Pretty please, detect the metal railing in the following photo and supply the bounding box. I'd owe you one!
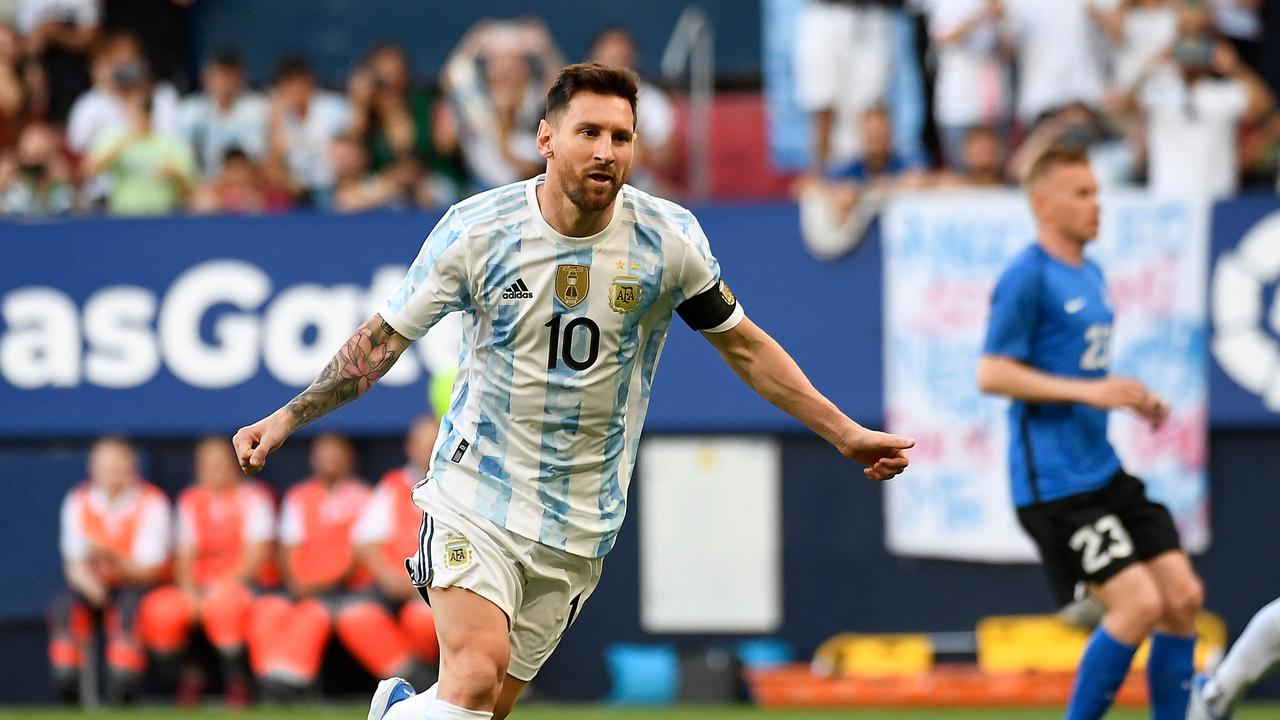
[661,5,714,201]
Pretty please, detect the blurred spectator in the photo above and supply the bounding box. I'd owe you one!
[439,18,564,190]
[179,48,267,179]
[829,106,928,186]
[329,134,414,213]
[263,56,348,207]
[1136,7,1275,198]
[82,83,195,215]
[249,434,430,700]
[66,30,180,157]
[140,437,275,707]
[1007,103,1138,185]
[1092,0,1179,96]
[1002,0,1106,127]
[347,41,462,206]
[102,0,192,90]
[0,121,75,215]
[16,0,99,125]
[926,0,1013,171]
[797,106,927,260]
[793,0,895,173]
[189,147,288,215]
[934,125,1010,187]
[49,437,171,704]
[0,21,44,150]
[352,415,441,676]
[589,25,676,192]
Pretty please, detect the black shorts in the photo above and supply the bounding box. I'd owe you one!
[1016,471,1182,606]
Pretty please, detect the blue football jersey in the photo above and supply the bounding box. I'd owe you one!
[982,244,1122,507]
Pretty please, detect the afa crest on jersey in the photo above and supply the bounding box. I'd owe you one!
[555,264,589,308]
[609,275,643,314]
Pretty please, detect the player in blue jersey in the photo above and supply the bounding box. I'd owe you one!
[978,147,1204,720]
[232,63,914,720]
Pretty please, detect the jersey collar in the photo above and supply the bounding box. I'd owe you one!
[526,174,625,246]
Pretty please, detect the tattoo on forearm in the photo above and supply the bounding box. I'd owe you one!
[285,317,403,428]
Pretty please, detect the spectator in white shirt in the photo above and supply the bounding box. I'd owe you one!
[926,0,1013,171]
[1092,0,1179,96]
[262,56,349,206]
[589,25,676,193]
[179,48,267,179]
[793,0,895,173]
[1138,14,1274,199]
[438,18,562,191]
[65,30,179,156]
[1002,0,1107,126]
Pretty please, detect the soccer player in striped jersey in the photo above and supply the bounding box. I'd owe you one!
[233,63,913,720]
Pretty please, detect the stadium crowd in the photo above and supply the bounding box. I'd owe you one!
[0,4,676,217]
[0,1,1276,220]
[51,424,442,706]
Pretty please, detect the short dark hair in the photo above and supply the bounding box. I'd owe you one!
[274,55,314,84]
[1024,146,1089,188]
[544,62,638,127]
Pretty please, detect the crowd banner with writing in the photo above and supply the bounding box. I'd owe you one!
[882,191,1210,561]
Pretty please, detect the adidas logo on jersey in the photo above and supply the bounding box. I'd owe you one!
[501,278,534,300]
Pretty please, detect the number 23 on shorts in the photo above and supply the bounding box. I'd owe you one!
[1069,513,1134,574]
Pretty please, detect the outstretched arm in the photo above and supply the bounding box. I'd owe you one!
[233,314,412,473]
[977,355,1168,425]
[702,316,914,481]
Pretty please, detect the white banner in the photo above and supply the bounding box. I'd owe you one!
[882,191,1210,562]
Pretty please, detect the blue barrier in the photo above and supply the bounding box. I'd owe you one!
[6,194,1280,436]
[0,205,879,437]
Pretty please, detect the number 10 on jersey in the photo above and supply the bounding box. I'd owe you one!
[546,315,601,371]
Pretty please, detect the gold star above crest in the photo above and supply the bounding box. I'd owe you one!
[630,261,639,271]
[615,260,625,270]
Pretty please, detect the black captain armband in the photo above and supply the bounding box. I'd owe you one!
[676,279,742,332]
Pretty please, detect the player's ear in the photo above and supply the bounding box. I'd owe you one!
[536,118,554,160]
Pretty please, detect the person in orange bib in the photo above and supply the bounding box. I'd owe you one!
[354,415,442,675]
[135,436,276,706]
[50,437,172,705]
[248,433,430,700]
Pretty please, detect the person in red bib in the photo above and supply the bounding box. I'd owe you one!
[135,436,276,706]
[248,433,430,700]
[354,415,442,673]
[50,437,172,704]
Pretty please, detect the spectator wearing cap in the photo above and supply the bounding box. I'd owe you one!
[16,0,99,125]
[589,25,676,193]
[438,17,564,190]
[926,0,1013,172]
[179,49,267,179]
[262,56,349,207]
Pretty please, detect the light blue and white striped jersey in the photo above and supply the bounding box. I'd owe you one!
[382,175,743,558]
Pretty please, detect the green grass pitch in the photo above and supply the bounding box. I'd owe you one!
[5,705,1280,719]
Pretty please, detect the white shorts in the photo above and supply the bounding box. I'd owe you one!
[405,479,604,681]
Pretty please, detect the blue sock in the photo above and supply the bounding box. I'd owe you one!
[1147,632,1195,720]
[1066,627,1137,720]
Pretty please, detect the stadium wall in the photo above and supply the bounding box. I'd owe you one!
[3,196,1280,702]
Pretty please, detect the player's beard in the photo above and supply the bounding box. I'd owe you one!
[560,163,627,213]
